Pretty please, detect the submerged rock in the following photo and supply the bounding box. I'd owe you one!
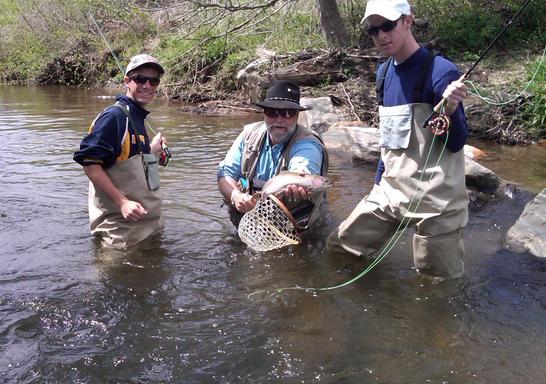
[505,188,546,258]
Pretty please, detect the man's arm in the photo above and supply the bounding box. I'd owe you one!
[218,175,256,213]
[433,68,469,153]
[217,129,257,213]
[84,164,148,222]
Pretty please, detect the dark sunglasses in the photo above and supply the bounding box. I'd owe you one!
[263,108,298,119]
[366,16,404,36]
[130,74,160,86]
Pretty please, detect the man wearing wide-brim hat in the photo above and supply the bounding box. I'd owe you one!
[217,79,329,229]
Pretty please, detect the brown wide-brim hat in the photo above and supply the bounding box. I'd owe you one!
[253,80,310,111]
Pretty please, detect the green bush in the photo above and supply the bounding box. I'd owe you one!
[520,56,546,139]
[413,0,545,57]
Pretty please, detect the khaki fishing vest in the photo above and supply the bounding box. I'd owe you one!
[240,122,329,187]
[238,121,329,230]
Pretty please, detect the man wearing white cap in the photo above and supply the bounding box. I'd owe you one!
[327,0,470,278]
[74,54,168,248]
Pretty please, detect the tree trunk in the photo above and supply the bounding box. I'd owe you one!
[317,0,350,48]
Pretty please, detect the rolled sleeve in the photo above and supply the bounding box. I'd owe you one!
[288,138,323,175]
[433,69,468,153]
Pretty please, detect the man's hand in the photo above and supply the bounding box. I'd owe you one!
[120,199,148,222]
[277,169,310,202]
[443,78,468,115]
[150,132,166,155]
[282,185,310,202]
[231,190,256,213]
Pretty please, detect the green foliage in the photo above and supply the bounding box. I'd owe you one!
[264,12,325,52]
[155,8,325,94]
[520,56,546,139]
[1,33,51,82]
[413,0,546,57]
[0,0,156,84]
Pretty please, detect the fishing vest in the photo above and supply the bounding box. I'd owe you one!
[240,122,329,192]
[237,121,329,230]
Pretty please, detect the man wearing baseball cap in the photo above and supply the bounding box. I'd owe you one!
[74,54,168,248]
[217,79,329,230]
[328,0,471,278]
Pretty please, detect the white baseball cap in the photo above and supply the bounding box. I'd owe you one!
[125,54,165,76]
[361,0,411,23]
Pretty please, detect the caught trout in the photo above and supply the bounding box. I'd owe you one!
[259,171,332,199]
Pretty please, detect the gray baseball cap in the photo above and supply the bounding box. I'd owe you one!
[125,54,165,76]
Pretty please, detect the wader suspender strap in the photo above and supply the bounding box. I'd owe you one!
[413,49,438,103]
[112,102,143,153]
[375,57,393,107]
[112,102,145,154]
[375,49,439,106]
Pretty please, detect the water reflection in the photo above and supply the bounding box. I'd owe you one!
[1,85,546,383]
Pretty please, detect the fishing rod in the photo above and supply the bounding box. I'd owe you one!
[422,0,534,131]
[88,12,172,167]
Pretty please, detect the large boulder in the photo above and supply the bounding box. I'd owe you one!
[464,156,506,194]
[505,188,546,257]
[320,121,380,163]
[299,96,339,134]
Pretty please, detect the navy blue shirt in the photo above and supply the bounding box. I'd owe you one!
[74,95,151,169]
[375,47,468,184]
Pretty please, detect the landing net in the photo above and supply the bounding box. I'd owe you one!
[238,194,301,252]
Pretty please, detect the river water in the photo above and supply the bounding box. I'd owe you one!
[1,85,545,383]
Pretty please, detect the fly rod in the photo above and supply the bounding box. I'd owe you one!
[422,0,534,131]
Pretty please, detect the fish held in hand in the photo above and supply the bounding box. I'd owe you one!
[260,171,332,199]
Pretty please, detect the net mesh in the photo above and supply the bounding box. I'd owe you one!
[238,194,301,252]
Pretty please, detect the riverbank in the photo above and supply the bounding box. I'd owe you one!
[174,47,543,145]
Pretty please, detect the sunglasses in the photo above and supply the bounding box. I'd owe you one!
[263,108,299,119]
[366,16,404,36]
[130,74,161,86]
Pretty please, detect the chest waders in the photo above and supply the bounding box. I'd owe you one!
[88,103,164,249]
[327,51,468,278]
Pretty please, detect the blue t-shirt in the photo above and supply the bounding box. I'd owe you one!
[218,124,324,185]
[73,95,151,169]
[375,47,468,184]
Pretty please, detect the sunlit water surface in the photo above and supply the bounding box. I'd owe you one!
[1,85,545,383]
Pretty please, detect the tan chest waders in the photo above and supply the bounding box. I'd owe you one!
[88,103,164,248]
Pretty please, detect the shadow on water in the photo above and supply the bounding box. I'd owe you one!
[1,85,545,383]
